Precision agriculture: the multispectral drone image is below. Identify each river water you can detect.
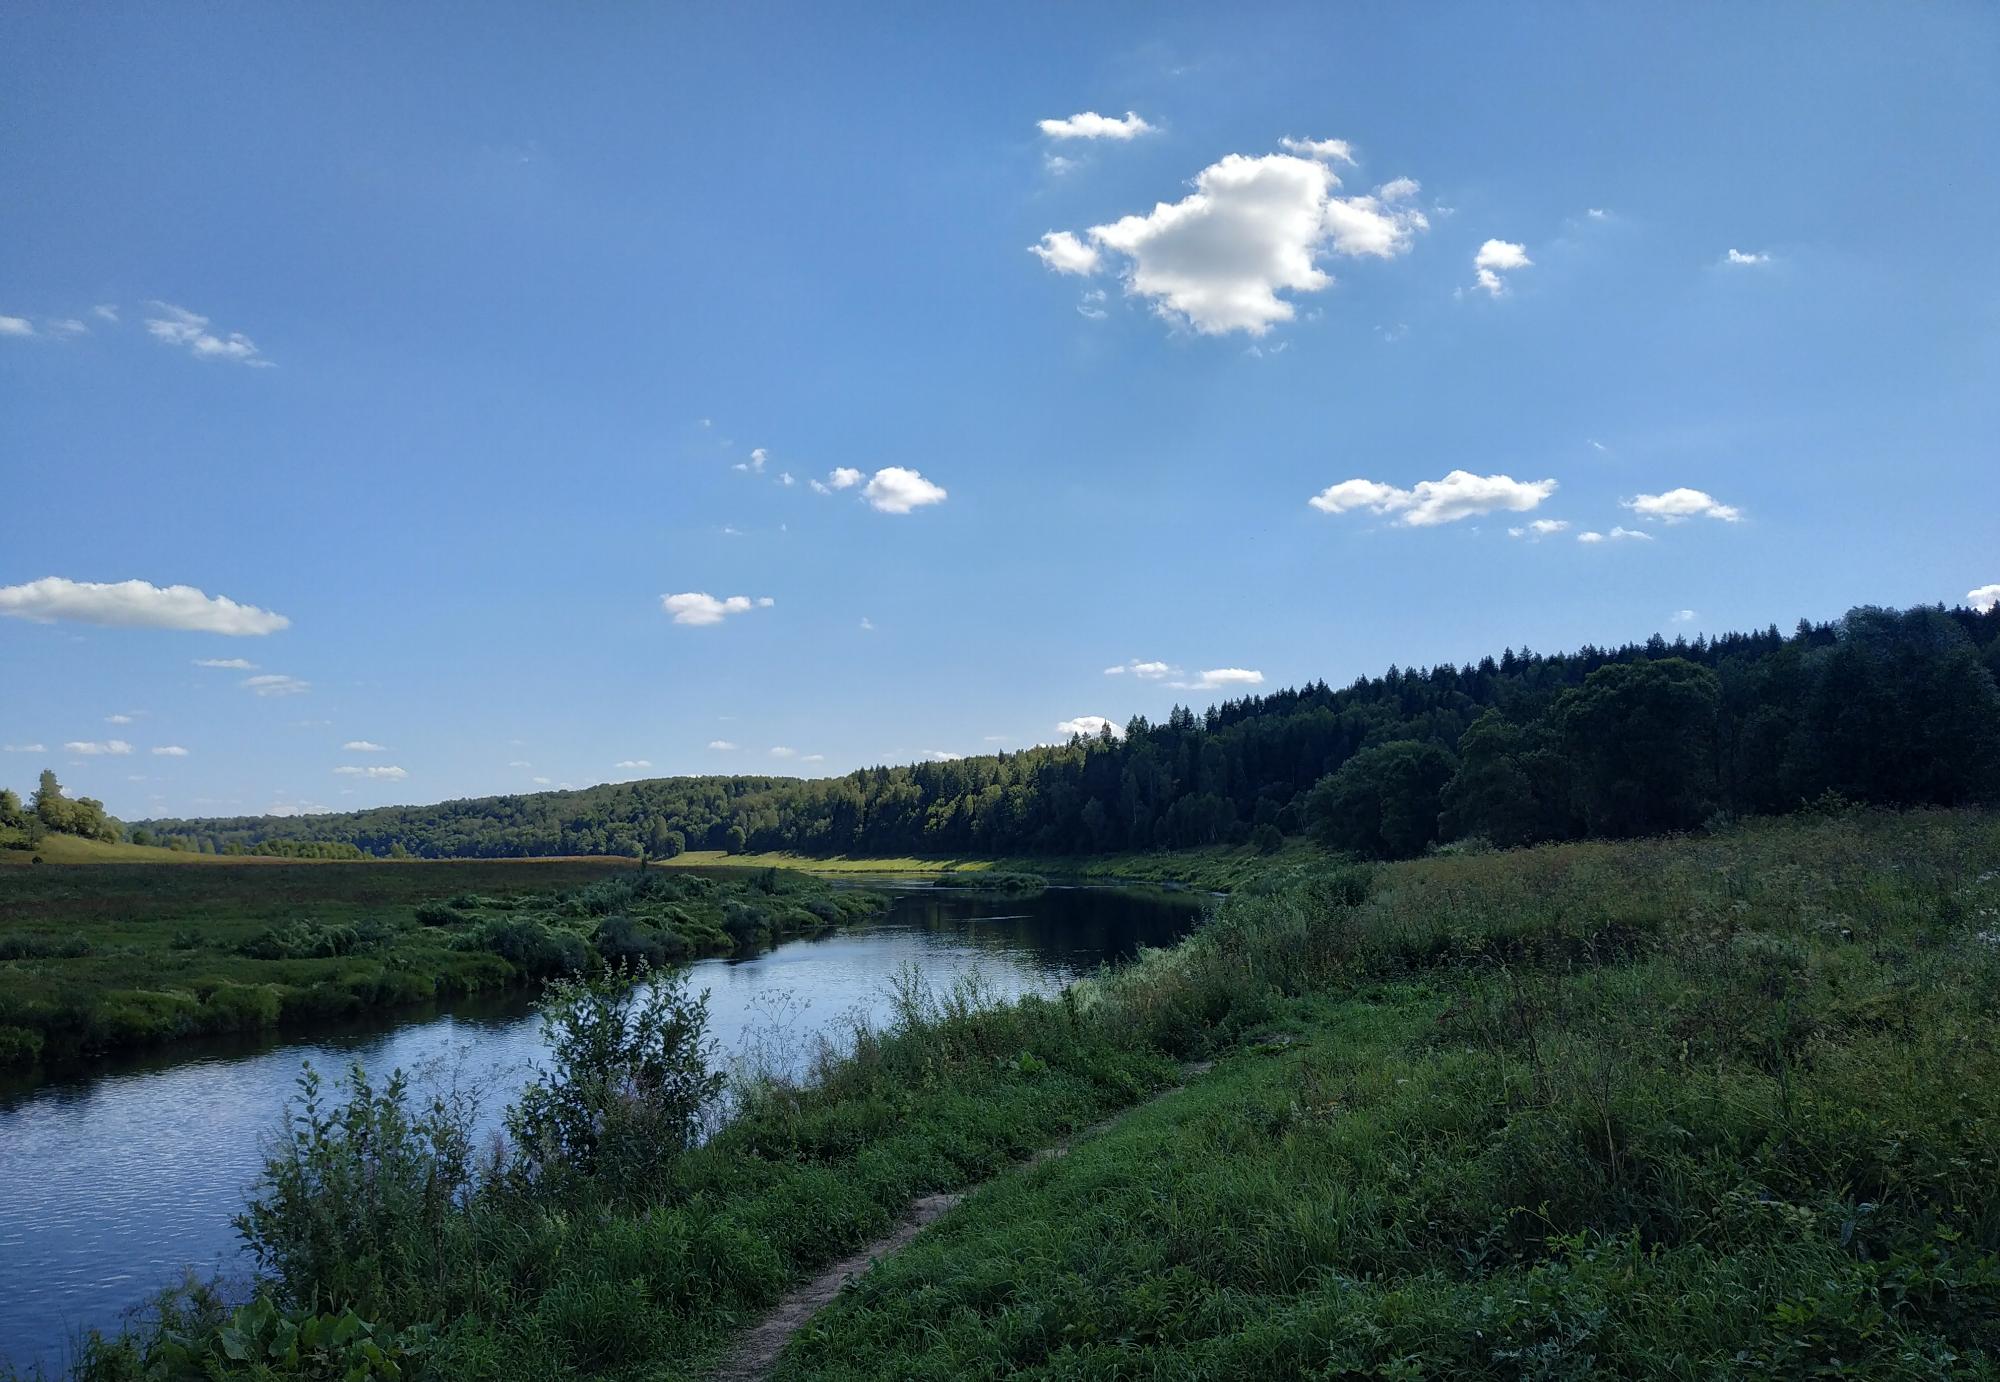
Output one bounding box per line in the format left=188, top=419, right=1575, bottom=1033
left=0, top=882, right=1204, bottom=1372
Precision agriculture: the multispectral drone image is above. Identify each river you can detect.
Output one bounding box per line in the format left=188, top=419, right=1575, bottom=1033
left=0, top=881, right=1204, bottom=1372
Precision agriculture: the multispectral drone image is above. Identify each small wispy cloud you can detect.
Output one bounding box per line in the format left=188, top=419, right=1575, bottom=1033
left=342, top=740, right=387, bottom=752
left=614, top=759, right=652, bottom=770
left=661, top=593, right=775, bottom=627
left=1311, top=471, right=1556, bottom=527
left=1723, top=248, right=1771, bottom=266
left=1624, top=489, right=1742, bottom=524
left=707, top=740, right=737, bottom=751
left=242, top=673, right=310, bottom=696
left=145, top=301, right=272, bottom=366
left=1577, top=527, right=1652, bottom=544
left=1038, top=110, right=1154, bottom=141
left=333, top=764, right=408, bottom=780
left=1057, top=715, right=1125, bottom=740
left=1169, top=668, right=1264, bottom=692
left=194, top=657, right=258, bottom=669
left=65, top=739, right=133, bottom=755
left=1473, top=239, right=1532, bottom=297
left=152, top=745, right=190, bottom=756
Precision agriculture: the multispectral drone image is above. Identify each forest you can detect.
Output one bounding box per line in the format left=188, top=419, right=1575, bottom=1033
left=115, top=601, right=2000, bottom=862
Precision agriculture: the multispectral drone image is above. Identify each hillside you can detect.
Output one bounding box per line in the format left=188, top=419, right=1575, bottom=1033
left=130, top=603, right=2000, bottom=863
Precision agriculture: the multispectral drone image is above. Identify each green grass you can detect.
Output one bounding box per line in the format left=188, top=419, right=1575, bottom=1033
left=779, top=810, right=2000, bottom=1378
left=41, top=807, right=2000, bottom=1379
left=0, top=861, right=884, bottom=1067
left=667, top=837, right=1318, bottom=892
left=0, top=830, right=230, bottom=865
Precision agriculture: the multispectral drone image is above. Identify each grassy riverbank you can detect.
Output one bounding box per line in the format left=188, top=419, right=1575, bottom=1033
left=784, top=808, right=2000, bottom=1378
left=0, top=862, right=884, bottom=1068
left=42, top=805, right=2000, bottom=1379
left=668, top=836, right=1319, bottom=892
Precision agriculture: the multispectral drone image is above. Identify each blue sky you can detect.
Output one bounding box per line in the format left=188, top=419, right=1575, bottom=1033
left=3, top=3, right=1996, bottom=821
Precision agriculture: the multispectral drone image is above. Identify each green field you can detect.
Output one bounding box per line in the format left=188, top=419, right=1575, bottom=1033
left=52, top=806, right=2000, bottom=1380
left=0, top=858, right=885, bottom=1068
left=668, top=836, right=1319, bottom=892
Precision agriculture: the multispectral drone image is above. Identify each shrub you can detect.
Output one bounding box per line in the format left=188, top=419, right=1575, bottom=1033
left=237, top=1063, right=479, bottom=1315
left=202, top=982, right=283, bottom=1033
left=459, top=917, right=589, bottom=977
left=0, top=932, right=92, bottom=960
left=0, top=1023, right=44, bottom=1066
left=506, top=963, right=723, bottom=1189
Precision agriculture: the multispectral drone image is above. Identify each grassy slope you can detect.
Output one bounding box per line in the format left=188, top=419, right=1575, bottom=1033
left=780, top=810, right=2000, bottom=1379
left=0, top=831, right=219, bottom=865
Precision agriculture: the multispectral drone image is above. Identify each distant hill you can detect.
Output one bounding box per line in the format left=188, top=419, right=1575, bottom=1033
left=134, top=603, right=2000, bottom=862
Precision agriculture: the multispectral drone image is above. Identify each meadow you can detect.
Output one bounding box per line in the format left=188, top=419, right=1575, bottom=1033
left=40, top=805, right=2000, bottom=1379
left=0, top=860, right=885, bottom=1068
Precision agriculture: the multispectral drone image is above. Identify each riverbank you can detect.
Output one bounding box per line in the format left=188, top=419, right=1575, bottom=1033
left=0, top=862, right=885, bottom=1068
left=39, top=805, right=2000, bottom=1379
left=667, top=836, right=1320, bottom=892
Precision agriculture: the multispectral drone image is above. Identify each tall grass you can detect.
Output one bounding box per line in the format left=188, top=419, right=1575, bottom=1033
left=33, top=808, right=2000, bottom=1379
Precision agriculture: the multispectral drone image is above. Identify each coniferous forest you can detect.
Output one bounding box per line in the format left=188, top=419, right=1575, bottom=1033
left=136, top=603, right=2000, bottom=861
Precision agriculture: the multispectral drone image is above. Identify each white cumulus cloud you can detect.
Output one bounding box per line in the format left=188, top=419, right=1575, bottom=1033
left=734, top=447, right=768, bottom=474
left=862, top=467, right=948, bottom=514
left=0, top=578, right=290, bottom=635
left=708, top=740, right=737, bottom=751
left=1624, top=488, right=1742, bottom=523
left=1029, top=230, right=1101, bottom=276
left=826, top=467, right=863, bottom=490
left=1508, top=519, right=1571, bottom=540
left=1038, top=110, right=1154, bottom=141
left=1473, top=239, right=1532, bottom=296
left=333, top=764, right=408, bottom=780
left=1038, top=148, right=1427, bottom=336
left=0, top=315, right=34, bottom=337
left=1577, top=527, right=1652, bottom=544
left=661, top=593, right=775, bottom=626
left=614, top=759, right=652, bottom=770
left=242, top=674, right=310, bottom=696
left=1105, top=659, right=1174, bottom=679
left=768, top=746, right=799, bottom=759
left=1310, top=471, right=1557, bottom=527
left=343, top=740, right=387, bottom=752
left=1967, top=584, right=2000, bottom=613
left=105, top=714, right=135, bottom=725
left=152, top=745, right=190, bottom=756
left=144, top=302, right=271, bottom=366
left=1057, top=716, right=1125, bottom=739
left=65, top=739, right=133, bottom=755
left=1724, top=248, right=1771, bottom=266
left=3, top=744, right=48, bottom=753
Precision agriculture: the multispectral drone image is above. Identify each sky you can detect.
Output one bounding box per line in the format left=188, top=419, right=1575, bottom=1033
left=3, top=3, right=1997, bottom=822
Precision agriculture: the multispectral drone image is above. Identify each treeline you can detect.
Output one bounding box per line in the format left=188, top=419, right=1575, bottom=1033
left=135, top=603, right=2000, bottom=862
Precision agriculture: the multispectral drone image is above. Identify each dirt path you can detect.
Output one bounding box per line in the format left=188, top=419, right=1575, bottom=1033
left=708, top=1062, right=1214, bottom=1382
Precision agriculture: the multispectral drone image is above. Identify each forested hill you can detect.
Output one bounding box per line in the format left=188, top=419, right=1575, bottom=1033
left=140, top=603, right=2000, bottom=861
